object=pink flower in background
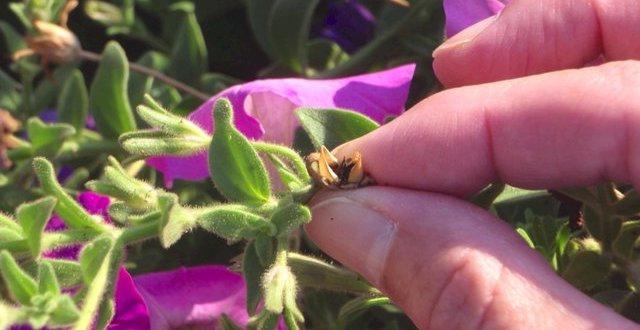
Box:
[110,266,249,329]
[148,64,416,187]
[443,0,509,37]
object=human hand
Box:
[306,0,640,328]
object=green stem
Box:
[288,253,378,295]
[252,141,311,183]
[117,220,159,245]
[7,138,121,162]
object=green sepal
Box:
[137,94,209,138]
[120,130,208,156]
[209,98,271,205]
[296,108,379,150]
[219,313,243,330]
[48,295,81,327]
[243,241,266,315]
[270,203,311,238]
[17,196,57,258]
[79,235,115,285]
[157,193,197,249]
[26,118,76,157]
[561,250,610,290]
[37,261,60,296]
[196,206,276,243]
[612,220,640,259]
[0,250,38,305]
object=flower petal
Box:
[132,266,248,329]
[108,268,151,330]
[444,0,508,37]
[148,64,416,187]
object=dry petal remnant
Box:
[306,146,373,190]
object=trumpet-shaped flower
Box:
[444,0,509,37]
[148,64,416,187]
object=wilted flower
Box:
[148,64,415,187]
[443,0,509,37]
[12,0,81,65]
[0,109,21,169]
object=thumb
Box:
[305,187,635,329]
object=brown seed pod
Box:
[306,146,374,190]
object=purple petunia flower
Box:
[443,0,509,37]
[318,0,376,53]
[147,64,416,187]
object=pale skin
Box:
[305,0,640,329]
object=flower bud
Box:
[28,20,81,64]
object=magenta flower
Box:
[148,64,416,187]
[443,0,509,37]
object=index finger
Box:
[433,0,640,87]
[334,61,640,197]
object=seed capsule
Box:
[306,146,373,190]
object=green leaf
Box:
[49,295,80,327]
[254,235,275,267]
[612,221,640,259]
[0,212,21,233]
[0,20,27,53]
[94,298,114,330]
[157,193,197,248]
[120,133,208,156]
[583,205,622,249]
[166,9,208,85]
[245,0,278,57]
[17,196,57,258]
[270,203,311,238]
[37,261,60,295]
[32,65,77,115]
[0,250,38,305]
[0,69,21,111]
[338,296,391,324]
[219,314,244,330]
[74,237,114,330]
[296,108,379,150]
[89,41,137,138]
[267,0,320,72]
[137,95,209,137]
[79,235,114,285]
[561,250,610,290]
[0,228,23,243]
[243,241,266,315]
[25,259,83,288]
[197,206,275,243]
[57,69,89,131]
[26,118,76,156]
[128,51,169,108]
[209,99,271,205]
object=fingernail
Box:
[308,196,395,285]
[432,15,498,58]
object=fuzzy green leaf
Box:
[57,70,89,131]
[0,250,38,305]
[166,9,207,85]
[37,261,60,295]
[296,108,379,150]
[270,203,311,238]
[157,193,196,248]
[209,99,271,205]
[197,206,275,243]
[79,236,114,285]
[89,41,137,138]
[17,196,57,258]
[267,0,320,72]
[243,241,266,315]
